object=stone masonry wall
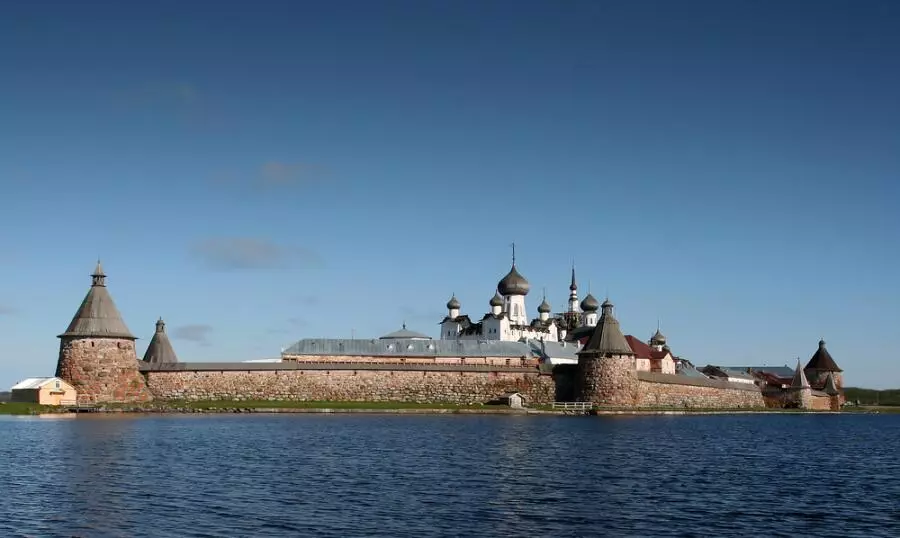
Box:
[56,337,153,404]
[576,355,639,406]
[145,369,556,404]
[637,379,764,409]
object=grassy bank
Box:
[0,402,55,415]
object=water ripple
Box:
[0,414,898,537]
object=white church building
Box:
[439,247,603,344]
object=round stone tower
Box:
[55,261,153,405]
[576,299,638,406]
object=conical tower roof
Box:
[142,318,179,363]
[58,261,136,340]
[805,339,842,372]
[791,359,810,389]
[580,299,633,355]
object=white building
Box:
[439,248,603,344]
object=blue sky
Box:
[1,0,898,389]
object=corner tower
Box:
[576,299,638,406]
[55,261,153,404]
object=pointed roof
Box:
[791,359,810,389]
[805,339,842,372]
[58,262,136,340]
[142,318,179,363]
[569,264,577,291]
[579,299,634,356]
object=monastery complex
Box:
[49,258,845,411]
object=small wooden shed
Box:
[10,377,77,406]
[499,392,526,409]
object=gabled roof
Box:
[805,339,842,372]
[58,262,135,340]
[624,335,653,359]
[579,300,633,356]
[142,318,180,364]
[11,377,70,390]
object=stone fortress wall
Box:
[635,372,764,408]
[142,363,556,404]
[139,361,765,409]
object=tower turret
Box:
[790,358,812,409]
[446,294,461,319]
[489,291,503,316]
[804,339,843,390]
[56,261,153,404]
[567,263,580,313]
[142,318,180,364]
[537,291,551,322]
[498,243,529,325]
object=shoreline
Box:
[5,404,893,416]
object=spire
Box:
[570,262,577,292]
[92,259,106,287]
[402,321,407,330]
[791,359,810,389]
[142,317,179,363]
[511,242,516,266]
[58,262,135,340]
[580,297,633,355]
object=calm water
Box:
[1,413,898,537]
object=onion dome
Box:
[580,293,600,312]
[538,297,551,314]
[489,291,504,308]
[497,264,530,296]
[651,328,666,344]
[446,294,461,310]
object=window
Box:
[55,381,60,389]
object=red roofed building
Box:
[624,335,676,374]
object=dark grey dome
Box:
[490,291,504,308]
[651,328,666,343]
[538,298,551,314]
[498,264,530,296]
[446,295,461,310]
[580,293,600,312]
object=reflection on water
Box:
[1,414,899,537]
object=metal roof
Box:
[142,318,179,364]
[283,338,533,358]
[526,339,580,361]
[11,377,68,390]
[140,362,539,373]
[379,324,432,340]
[58,263,135,340]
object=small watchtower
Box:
[55,261,153,404]
[142,318,180,364]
